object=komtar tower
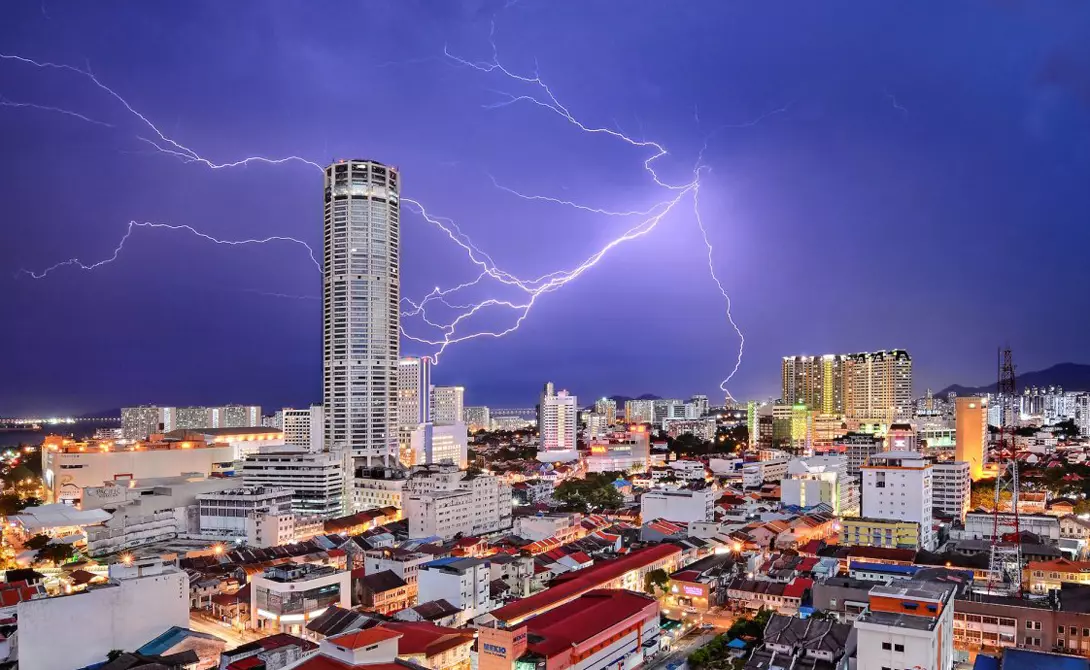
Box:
[322,159,400,467]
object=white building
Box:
[861,451,935,550]
[195,486,294,540]
[403,464,513,540]
[931,461,970,521]
[688,394,710,419]
[17,559,188,670]
[417,557,494,624]
[164,427,285,461]
[667,459,707,481]
[583,412,609,442]
[538,382,578,462]
[323,159,399,467]
[282,406,324,453]
[594,398,618,424]
[780,455,857,516]
[463,406,490,432]
[640,484,715,523]
[961,511,1060,543]
[586,428,650,474]
[354,466,407,511]
[742,458,789,488]
[409,422,468,468]
[41,437,236,505]
[431,386,465,426]
[364,548,436,588]
[242,448,347,518]
[855,581,955,670]
[625,399,655,424]
[251,563,351,635]
[398,356,432,428]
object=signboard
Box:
[682,585,704,597]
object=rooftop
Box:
[524,590,658,657]
[856,609,939,631]
[328,627,403,650]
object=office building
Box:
[885,422,918,451]
[625,399,655,424]
[463,406,490,432]
[780,455,857,516]
[431,386,464,427]
[251,563,351,635]
[354,466,407,511]
[861,451,935,550]
[323,159,400,466]
[653,399,684,423]
[242,448,348,518]
[594,397,618,424]
[772,402,811,454]
[41,434,235,505]
[418,557,494,624]
[956,396,988,480]
[855,580,955,670]
[398,356,432,428]
[282,405,324,453]
[195,486,294,540]
[403,464,512,540]
[17,559,188,670]
[640,484,715,523]
[538,382,578,462]
[583,411,608,442]
[408,422,469,468]
[932,461,971,521]
[742,458,789,488]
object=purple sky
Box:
[1,1,1089,416]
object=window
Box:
[1026,621,1034,630]
[882,643,892,651]
[1060,626,1066,635]
[894,644,904,652]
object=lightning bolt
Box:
[0,96,113,127]
[19,220,320,279]
[4,22,758,394]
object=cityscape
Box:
[2,4,1090,670]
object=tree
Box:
[644,568,670,594]
[0,493,39,517]
[23,534,50,551]
[35,543,75,565]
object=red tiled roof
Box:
[379,622,474,657]
[490,543,681,625]
[525,590,658,657]
[783,577,813,599]
[227,657,265,670]
[328,628,402,650]
[294,659,407,670]
[671,570,701,582]
[568,552,592,564]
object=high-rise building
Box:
[408,422,469,468]
[782,350,912,423]
[932,461,970,521]
[121,404,263,440]
[839,432,884,477]
[861,451,935,550]
[463,406,490,432]
[955,396,988,481]
[780,455,857,516]
[653,399,683,424]
[323,159,399,466]
[625,399,655,424]
[431,386,465,426]
[397,357,432,428]
[594,398,618,425]
[687,395,709,419]
[885,422,918,452]
[121,406,164,440]
[746,401,759,448]
[538,382,577,462]
[282,406,324,453]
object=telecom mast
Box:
[988,346,1022,596]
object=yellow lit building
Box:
[838,517,921,550]
[955,397,987,480]
[1024,558,1090,594]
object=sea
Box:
[0,421,119,449]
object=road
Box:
[188,613,265,648]
[647,631,717,670]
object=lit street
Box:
[648,630,717,670]
[188,613,262,648]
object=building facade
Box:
[932,461,971,521]
[282,405,324,453]
[861,451,935,550]
[323,159,399,466]
[241,449,348,518]
[403,465,513,540]
[955,396,988,481]
[431,386,465,427]
[398,356,432,428]
[538,382,578,462]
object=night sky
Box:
[2,1,1089,416]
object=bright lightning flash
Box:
[3,23,753,394]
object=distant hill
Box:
[938,362,1090,396]
[79,408,121,419]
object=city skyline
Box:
[3,2,1090,415]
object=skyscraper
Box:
[538,382,578,462]
[397,356,432,428]
[431,386,465,426]
[955,396,987,480]
[323,159,400,466]
[781,350,911,423]
[594,397,618,425]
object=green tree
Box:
[644,568,670,594]
[23,534,50,551]
[35,543,75,565]
[0,493,40,517]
